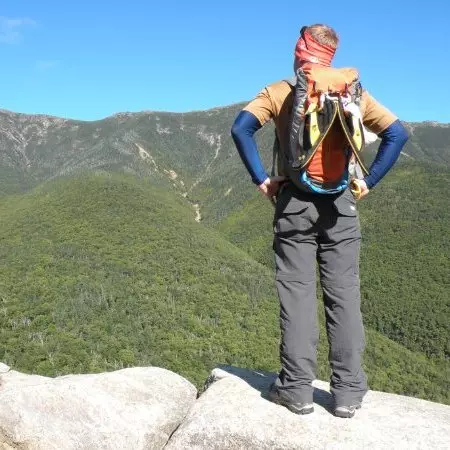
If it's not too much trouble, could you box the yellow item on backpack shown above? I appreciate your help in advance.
[350,179,363,200]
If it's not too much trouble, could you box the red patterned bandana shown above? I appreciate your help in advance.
[294,31,336,69]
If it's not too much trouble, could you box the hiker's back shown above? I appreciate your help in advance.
[286,63,369,193]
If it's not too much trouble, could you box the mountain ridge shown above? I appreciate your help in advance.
[1,106,450,126]
[2,102,448,223]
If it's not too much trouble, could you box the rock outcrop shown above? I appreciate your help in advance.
[167,366,450,450]
[1,363,449,449]
[0,364,196,449]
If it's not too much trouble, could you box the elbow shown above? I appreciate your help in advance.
[231,120,242,141]
[231,111,247,140]
[395,121,409,146]
[231,111,259,141]
[389,120,409,146]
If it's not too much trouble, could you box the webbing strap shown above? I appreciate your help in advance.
[271,133,279,176]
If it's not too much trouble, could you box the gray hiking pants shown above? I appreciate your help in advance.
[273,183,367,406]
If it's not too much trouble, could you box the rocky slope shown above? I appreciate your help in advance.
[1,364,449,450]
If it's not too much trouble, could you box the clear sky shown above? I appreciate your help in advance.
[1,0,449,122]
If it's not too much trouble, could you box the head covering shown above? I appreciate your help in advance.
[294,30,336,70]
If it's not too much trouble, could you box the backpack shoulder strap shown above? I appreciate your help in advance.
[288,69,308,167]
[271,77,297,176]
[271,132,280,177]
[284,76,297,88]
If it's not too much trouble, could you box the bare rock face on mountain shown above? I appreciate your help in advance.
[166,366,450,450]
[0,364,196,450]
[0,108,448,197]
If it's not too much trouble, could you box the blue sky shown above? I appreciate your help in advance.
[1,0,449,122]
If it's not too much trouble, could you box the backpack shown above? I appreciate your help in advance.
[275,65,371,194]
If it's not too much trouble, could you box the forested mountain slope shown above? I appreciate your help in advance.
[0,106,448,404]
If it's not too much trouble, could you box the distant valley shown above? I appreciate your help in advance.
[0,106,448,404]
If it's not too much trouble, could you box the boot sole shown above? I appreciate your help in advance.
[334,404,361,419]
[285,403,314,415]
[268,394,314,415]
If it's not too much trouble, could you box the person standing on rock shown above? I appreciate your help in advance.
[231,24,408,418]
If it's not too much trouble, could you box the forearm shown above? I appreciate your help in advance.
[364,120,409,188]
[231,111,268,185]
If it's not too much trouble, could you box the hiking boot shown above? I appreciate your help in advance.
[333,403,362,418]
[267,384,314,415]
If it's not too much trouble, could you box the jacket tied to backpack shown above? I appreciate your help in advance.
[286,64,371,194]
